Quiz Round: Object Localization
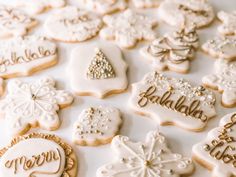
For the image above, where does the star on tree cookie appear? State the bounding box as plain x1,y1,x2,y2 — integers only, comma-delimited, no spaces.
0,77,74,136
97,130,194,177
218,11,236,36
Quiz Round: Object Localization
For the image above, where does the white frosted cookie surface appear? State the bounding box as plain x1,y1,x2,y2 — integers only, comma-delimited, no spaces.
0,77,74,136
159,0,215,28
218,11,236,36
73,106,122,146
0,6,37,38
133,0,161,8
129,71,216,131
100,9,158,48
193,112,236,177
68,41,128,98
97,130,194,177
0,35,58,78
44,6,102,42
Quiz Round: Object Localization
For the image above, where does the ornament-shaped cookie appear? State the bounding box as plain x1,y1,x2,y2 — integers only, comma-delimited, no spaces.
218,11,236,36
97,130,194,177
0,35,58,79
202,59,236,107
44,6,102,42
0,6,37,38
159,0,215,28
68,41,128,98
202,37,236,61
0,77,74,136
15,0,66,14
133,0,161,8
73,106,122,146
83,0,127,15
0,133,77,177
193,112,236,177
100,9,158,48
129,71,216,131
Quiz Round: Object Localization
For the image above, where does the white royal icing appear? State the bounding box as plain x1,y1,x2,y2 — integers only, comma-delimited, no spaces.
193,112,236,177
68,41,128,98
0,5,37,38
97,130,194,177
83,0,127,14
129,71,216,131
0,77,74,136
100,9,158,48
159,0,215,28
133,0,161,8
218,11,236,36
15,0,66,14
202,59,236,107
44,6,103,42
0,35,57,78
73,106,122,146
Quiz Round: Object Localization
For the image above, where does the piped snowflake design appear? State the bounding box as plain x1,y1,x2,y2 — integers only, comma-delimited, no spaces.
0,6,37,37
97,130,194,177
0,77,74,136
132,0,161,8
100,9,158,48
218,11,236,36
202,59,236,107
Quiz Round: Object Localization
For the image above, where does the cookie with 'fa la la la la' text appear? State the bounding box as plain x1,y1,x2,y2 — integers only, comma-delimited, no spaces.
73,106,122,146
0,6,37,38
44,6,102,42
0,77,73,136
202,59,236,107
132,0,161,8
14,0,66,15
192,112,236,177
202,37,236,61
140,27,199,73
218,11,236,36
83,0,127,15
129,71,216,131
159,0,215,28
0,133,77,177
97,130,194,177
0,35,57,79
68,41,128,98
100,9,158,48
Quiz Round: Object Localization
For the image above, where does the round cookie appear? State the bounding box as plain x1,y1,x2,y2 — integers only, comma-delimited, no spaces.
44,6,103,42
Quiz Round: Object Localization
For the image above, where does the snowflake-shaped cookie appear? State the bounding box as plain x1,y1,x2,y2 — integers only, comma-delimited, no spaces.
73,106,122,146
129,71,216,131
100,9,158,48
202,59,236,107
97,130,194,177
218,11,236,36
133,0,161,8
202,37,236,61
0,77,74,136
83,0,127,15
15,0,66,14
0,6,37,38
159,0,215,28
44,6,103,42
193,112,236,177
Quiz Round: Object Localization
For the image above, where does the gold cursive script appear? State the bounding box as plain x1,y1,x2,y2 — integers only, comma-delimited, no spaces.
61,15,89,26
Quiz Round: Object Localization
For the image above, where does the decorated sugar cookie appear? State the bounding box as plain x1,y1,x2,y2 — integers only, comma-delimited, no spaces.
193,112,236,177
44,6,103,42
15,0,66,14
202,37,236,61
218,11,236,36
202,59,236,107
97,130,194,177
0,77,74,136
68,41,128,98
133,0,161,8
159,0,215,28
0,35,57,79
0,6,37,38
73,106,122,146
83,0,127,15
0,133,77,177
129,71,216,131
100,9,158,48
